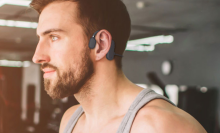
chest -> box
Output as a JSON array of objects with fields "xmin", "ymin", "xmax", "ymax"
[
  {"xmin": 71, "ymin": 115, "xmax": 141, "ymax": 133},
  {"xmin": 71, "ymin": 115, "xmax": 126, "ymax": 133},
  {"xmin": 72, "ymin": 124, "xmax": 119, "ymax": 133}
]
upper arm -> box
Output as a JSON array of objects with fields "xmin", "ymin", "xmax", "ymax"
[{"xmin": 59, "ymin": 104, "xmax": 80, "ymax": 133}]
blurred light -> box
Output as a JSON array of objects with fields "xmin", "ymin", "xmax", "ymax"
[
  {"xmin": 0, "ymin": 0, "xmax": 31, "ymax": 7},
  {"xmin": 136, "ymin": 84, "xmax": 164, "ymax": 95},
  {"xmin": 136, "ymin": 1, "xmax": 145, "ymax": 9},
  {"xmin": 179, "ymin": 85, "xmax": 188, "ymax": 92},
  {"xmin": 126, "ymin": 35, "xmax": 174, "ymax": 52},
  {"xmin": 150, "ymin": 85, "xmax": 164, "ymax": 95},
  {"xmin": 0, "ymin": 60, "xmax": 31, "ymax": 67},
  {"xmin": 26, "ymin": 126, "xmax": 35, "ymax": 133},
  {"xmin": 136, "ymin": 83, "xmax": 148, "ymax": 89},
  {"xmin": 200, "ymin": 87, "xmax": 208, "ymax": 93},
  {"xmin": 61, "ymin": 97, "xmax": 68, "ymax": 103},
  {"xmin": 0, "ymin": 19, "xmax": 38, "ymax": 29},
  {"xmin": 161, "ymin": 60, "xmax": 172, "ymax": 75},
  {"xmin": 23, "ymin": 61, "xmax": 31, "ymax": 67},
  {"xmin": 165, "ymin": 85, "xmax": 179, "ymax": 105},
  {"xmin": 54, "ymin": 108, "xmax": 61, "ymax": 114},
  {"xmin": 34, "ymin": 111, "xmax": 40, "ymax": 124}
]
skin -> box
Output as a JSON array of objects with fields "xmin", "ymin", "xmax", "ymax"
[{"xmin": 32, "ymin": 1, "xmax": 207, "ymax": 133}]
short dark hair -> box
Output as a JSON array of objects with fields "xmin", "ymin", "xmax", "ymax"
[{"xmin": 30, "ymin": 0, "xmax": 131, "ymax": 70}]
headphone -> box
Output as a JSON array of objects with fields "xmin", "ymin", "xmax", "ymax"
[{"xmin": 88, "ymin": 30, "xmax": 123, "ymax": 60}]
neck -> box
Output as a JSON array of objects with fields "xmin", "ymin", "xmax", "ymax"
[{"xmin": 74, "ymin": 66, "xmax": 143, "ymax": 125}]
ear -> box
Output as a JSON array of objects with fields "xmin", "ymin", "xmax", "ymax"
[{"xmin": 94, "ymin": 29, "xmax": 112, "ymax": 61}]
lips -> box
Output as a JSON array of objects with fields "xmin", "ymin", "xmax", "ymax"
[{"xmin": 42, "ymin": 68, "xmax": 56, "ymax": 78}]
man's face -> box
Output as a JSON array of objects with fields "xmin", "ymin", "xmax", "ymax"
[{"xmin": 33, "ymin": 1, "xmax": 94, "ymax": 99}]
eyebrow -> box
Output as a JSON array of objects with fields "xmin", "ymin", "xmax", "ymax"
[{"xmin": 37, "ymin": 28, "xmax": 66, "ymax": 37}]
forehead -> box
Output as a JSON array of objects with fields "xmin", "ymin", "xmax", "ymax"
[{"xmin": 37, "ymin": 1, "xmax": 79, "ymax": 35}]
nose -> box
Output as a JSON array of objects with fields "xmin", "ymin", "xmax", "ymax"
[{"xmin": 32, "ymin": 41, "xmax": 50, "ymax": 64}]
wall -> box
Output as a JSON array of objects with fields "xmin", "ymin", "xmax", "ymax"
[{"xmin": 122, "ymin": 28, "xmax": 220, "ymax": 87}]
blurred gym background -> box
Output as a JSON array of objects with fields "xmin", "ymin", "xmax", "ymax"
[{"xmin": 0, "ymin": 0, "xmax": 219, "ymax": 133}]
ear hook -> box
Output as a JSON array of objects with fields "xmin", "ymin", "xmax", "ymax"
[
  {"xmin": 92, "ymin": 31, "xmax": 100, "ymax": 38},
  {"xmin": 89, "ymin": 30, "xmax": 124, "ymax": 60},
  {"xmin": 115, "ymin": 53, "xmax": 123, "ymax": 57}
]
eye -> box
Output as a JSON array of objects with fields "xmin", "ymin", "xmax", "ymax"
[{"xmin": 51, "ymin": 36, "xmax": 58, "ymax": 41}]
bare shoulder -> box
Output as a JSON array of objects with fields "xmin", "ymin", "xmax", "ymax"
[
  {"xmin": 131, "ymin": 99, "xmax": 207, "ymax": 133},
  {"xmin": 59, "ymin": 104, "xmax": 81, "ymax": 133}
]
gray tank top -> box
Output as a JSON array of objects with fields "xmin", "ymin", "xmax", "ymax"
[{"xmin": 63, "ymin": 88, "xmax": 175, "ymax": 133}]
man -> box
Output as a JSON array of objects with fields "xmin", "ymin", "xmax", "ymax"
[{"xmin": 31, "ymin": 0, "xmax": 207, "ymax": 132}]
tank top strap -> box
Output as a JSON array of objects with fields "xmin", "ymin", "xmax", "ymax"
[
  {"xmin": 116, "ymin": 88, "xmax": 175, "ymax": 133},
  {"xmin": 63, "ymin": 106, "xmax": 84, "ymax": 133}
]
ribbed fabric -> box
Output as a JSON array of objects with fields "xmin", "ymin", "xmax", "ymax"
[
  {"xmin": 63, "ymin": 88, "xmax": 175, "ymax": 133},
  {"xmin": 63, "ymin": 106, "xmax": 83, "ymax": 133}
]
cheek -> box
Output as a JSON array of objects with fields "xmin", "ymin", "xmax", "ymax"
[{"xmin": 51, "ymin": 45, "xmax": 83, "ymax": 71}]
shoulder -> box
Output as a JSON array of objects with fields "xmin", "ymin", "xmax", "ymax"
[
  {"xmin": 59, "ymin": 104, "xmax": 81, "ymax": 133},
  {"xmin": 131, "ymin": 99, "xmax": 207, "ymax": 133}
]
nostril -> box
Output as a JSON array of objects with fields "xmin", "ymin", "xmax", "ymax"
[
  {"xmin": 32, "ymin": 55, "xmax": 45, "ymax": 64},
  {"xmin": 38, "ymin": 59, "xmax": 45, "ymax": 63}
]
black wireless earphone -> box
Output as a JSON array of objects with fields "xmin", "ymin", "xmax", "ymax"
[{"xmin": 89, "ymin": 30, "xmax": 123, "ymax": 61}]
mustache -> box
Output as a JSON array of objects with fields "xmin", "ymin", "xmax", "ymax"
[{"xmin": 41, "ymin": 63, "xmax": 57, "ymax": 71}]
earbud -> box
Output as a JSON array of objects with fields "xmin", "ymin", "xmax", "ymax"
[
  {"xmin": 88, "ymin": 30, "xmax": 123, "ymax": 61},
  {"xmin": 88, "ymin": 31, "xmax": 99, "ymax": 49}
]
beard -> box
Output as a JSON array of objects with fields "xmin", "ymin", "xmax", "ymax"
[{"xmin": 41, "ymin": 47, "xmax": 94, "ymax": 99}]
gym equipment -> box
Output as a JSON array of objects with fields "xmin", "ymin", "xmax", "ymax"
[
  {"xmin": 178, "ymin": 86, "xmax": 219, "ymax": 133},
  {"xmin": 146, "ymin": 72, "xmax": 169, "ymax": 99},
  {"xmin": 0, "ymin": 69, "xmax": 5, "ymax": 133}
]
